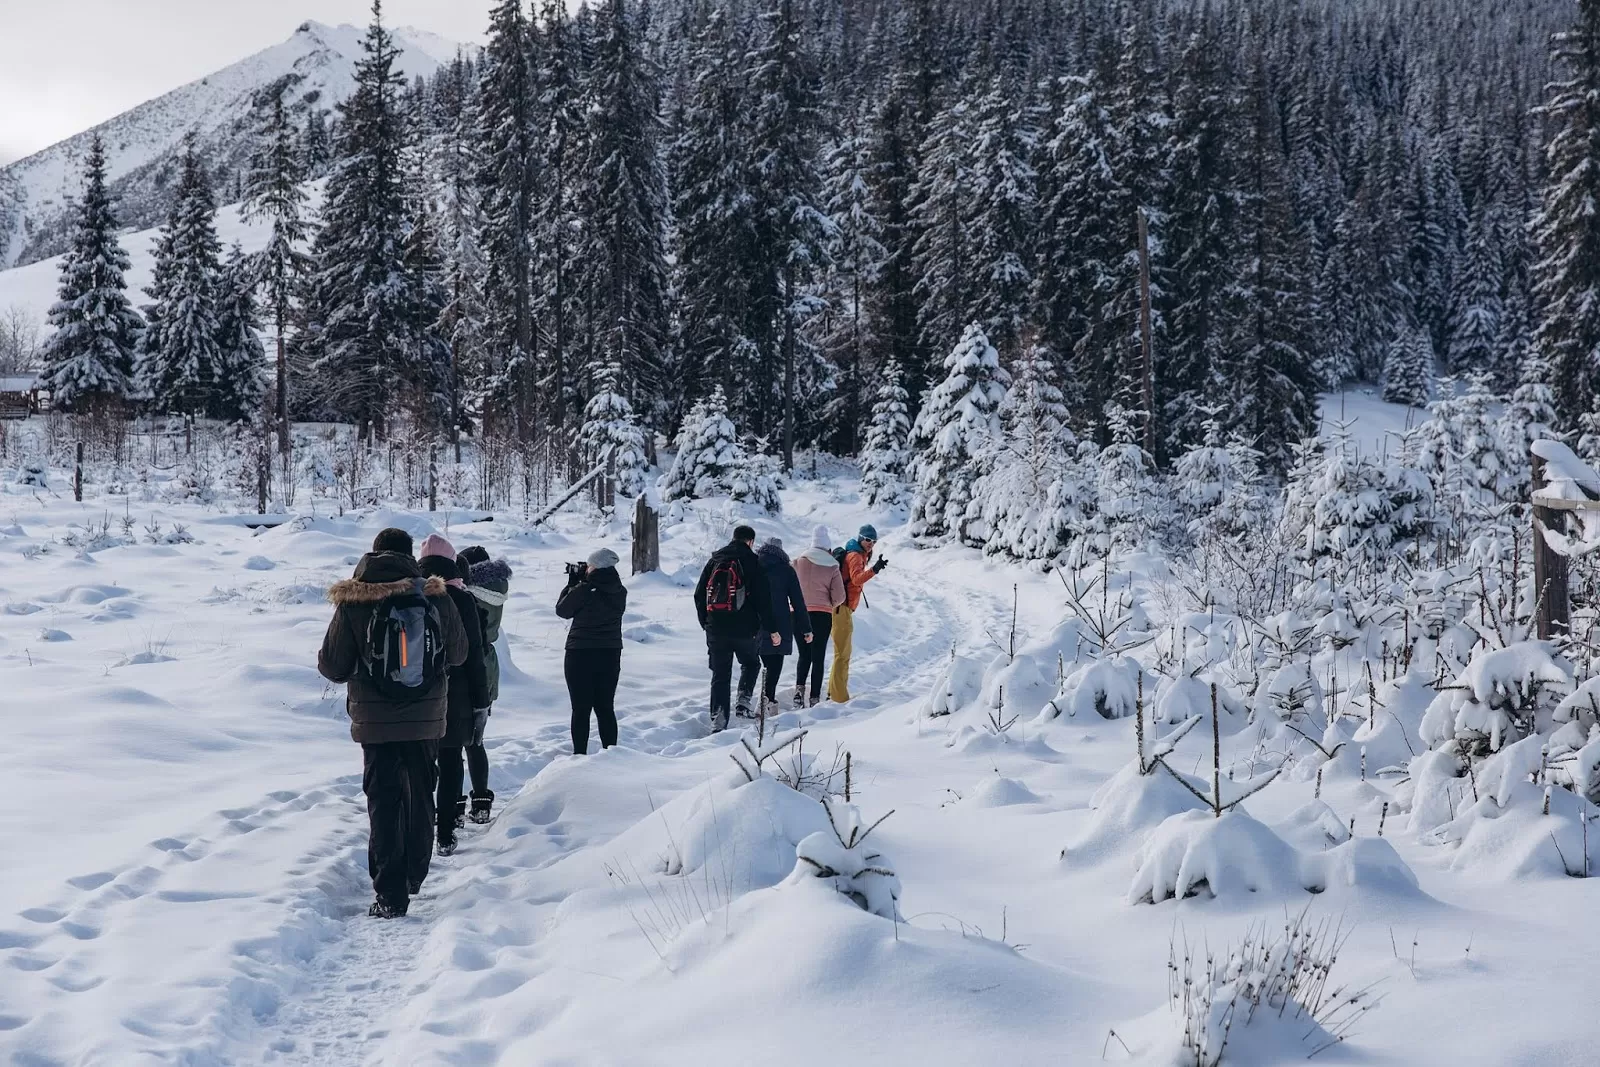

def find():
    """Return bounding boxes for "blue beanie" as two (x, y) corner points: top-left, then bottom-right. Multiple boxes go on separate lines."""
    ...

(858, 524), (879, 541)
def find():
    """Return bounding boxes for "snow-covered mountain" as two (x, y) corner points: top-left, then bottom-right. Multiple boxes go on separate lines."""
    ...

(0, 20), (465, 270)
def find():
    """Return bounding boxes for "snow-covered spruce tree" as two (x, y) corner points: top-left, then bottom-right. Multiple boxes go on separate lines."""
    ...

(1534, 0), (1600, 429)
(395, 145), (454, 433)
(1173, 410), (1267, 544)
(474, 0), (537, 434)
(1093, 402), (1162, 551)
(302, 1), (409, 433)
(1279, 427), (1437, 574)
(578, 363), (649, 499)
(729, 441), (784, 515)
(908, 323), (1010, 543)
(240, 84), (310, 451)
(1032, 75), (1129, 435)
(1500, 345), (1559, 483)
(429, 51), (484, 446)
(41, 133), (141, 412)
(532, 0), (587, 440)
(1382, 323), (1433, 408)
(816, 114), (887, 453)
(136, 137), (227, 418)
(910, 91), (977, 365)
(1447, 201), (1505, 377)
(966, 78), (1036, 360)
(745, 0), (832, 466)
(586, 0), (673, 436)
(213, 243), (268, 422)
(1417, 373), (1518, 507)
(976, 341), (1085, 564)
(660, 387), (743, 502)
(859, 360), (911, 509)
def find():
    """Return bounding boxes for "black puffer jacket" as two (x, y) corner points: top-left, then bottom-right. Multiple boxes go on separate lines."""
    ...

(556, 566), (628, 650)
(317, 552), (468, 744)
(419, 556), (493, 745)
(693, 540), (777, 640)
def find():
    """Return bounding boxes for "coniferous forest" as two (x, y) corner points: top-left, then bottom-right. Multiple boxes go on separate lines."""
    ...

(35, 0), (1600, 486)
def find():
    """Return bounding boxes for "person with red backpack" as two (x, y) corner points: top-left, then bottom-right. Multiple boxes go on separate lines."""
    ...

(319, 528), (468, 919)
(693, 524), (781, 732)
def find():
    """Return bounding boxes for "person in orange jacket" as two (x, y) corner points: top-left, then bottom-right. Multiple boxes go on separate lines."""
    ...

(827, 524), (887, 703)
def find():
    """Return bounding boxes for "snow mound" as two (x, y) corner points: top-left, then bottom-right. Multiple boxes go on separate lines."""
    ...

(1301, 837), (1420, 895)
(1437, 778), (1599, 880)
(921, 652), (989, 718)
(789, 800), (902, 921)
(1128, 810), (1300, 904)
(243, 555), (276, 571)
(1039, 655), (1144, 721)
(35, 628), (70, 642)
(962, 775), (1043, 808)
(1067, 760), (1207, 864)
(1274, 800), (1353, 852)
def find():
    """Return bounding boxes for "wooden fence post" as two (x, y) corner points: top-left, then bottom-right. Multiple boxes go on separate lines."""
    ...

(1532, 448), (1571, 639)
(632, 495), (660, 575)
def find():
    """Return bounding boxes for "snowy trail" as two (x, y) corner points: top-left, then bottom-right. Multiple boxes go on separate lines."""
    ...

(220, 532), (1003, 1065)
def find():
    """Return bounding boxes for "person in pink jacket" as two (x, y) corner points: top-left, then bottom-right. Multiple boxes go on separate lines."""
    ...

(792, 524), (846, 707)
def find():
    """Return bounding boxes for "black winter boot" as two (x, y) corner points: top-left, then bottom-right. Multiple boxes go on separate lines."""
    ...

(454, 795), (468, 829)
(469, 790), (494, 825)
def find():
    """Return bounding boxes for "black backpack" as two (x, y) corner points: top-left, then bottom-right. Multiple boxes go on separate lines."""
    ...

(361, 578), (447, 699)
(704, 556), (747, 614)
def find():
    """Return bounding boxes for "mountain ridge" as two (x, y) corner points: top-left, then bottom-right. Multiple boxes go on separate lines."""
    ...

(0, 19), (467, 271)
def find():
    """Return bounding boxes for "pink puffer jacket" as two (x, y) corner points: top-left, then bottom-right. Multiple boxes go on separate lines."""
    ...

(793, 548), (846, 613)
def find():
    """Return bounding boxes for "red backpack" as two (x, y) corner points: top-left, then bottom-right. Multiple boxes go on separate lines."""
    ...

(704, 557), (747, 613)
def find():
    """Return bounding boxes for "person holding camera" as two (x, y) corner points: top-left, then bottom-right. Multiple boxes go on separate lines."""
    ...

(556, 548), (628, 754)
(827, 524), (888, 704)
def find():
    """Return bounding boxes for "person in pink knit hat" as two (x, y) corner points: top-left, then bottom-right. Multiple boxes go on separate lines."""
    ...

(417, 534), (492, 856)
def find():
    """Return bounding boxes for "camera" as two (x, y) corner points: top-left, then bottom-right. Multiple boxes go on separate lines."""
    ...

(564, 561), (589, 579)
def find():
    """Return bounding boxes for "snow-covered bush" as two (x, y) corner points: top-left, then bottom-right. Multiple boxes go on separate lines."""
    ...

(860, 361), (911, 508)
(1039, 656), (1145, 721)
(1129, 810), (1300, 903)
(1419, 641), (1573, 755)
(789, 797), (902, 921)
(908, 322), (1009, 543)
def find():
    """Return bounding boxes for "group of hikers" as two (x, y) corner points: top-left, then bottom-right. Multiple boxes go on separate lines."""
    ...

(318, 520), (886, 919)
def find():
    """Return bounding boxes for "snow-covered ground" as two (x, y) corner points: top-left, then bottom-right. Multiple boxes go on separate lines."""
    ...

(0, 459), (1597, 1066)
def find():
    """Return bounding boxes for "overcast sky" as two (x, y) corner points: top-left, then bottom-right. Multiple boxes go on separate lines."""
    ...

(0, 1), (496, 166)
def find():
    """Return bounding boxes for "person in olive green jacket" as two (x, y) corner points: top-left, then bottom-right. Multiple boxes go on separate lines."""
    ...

(458, 546), (512, 824)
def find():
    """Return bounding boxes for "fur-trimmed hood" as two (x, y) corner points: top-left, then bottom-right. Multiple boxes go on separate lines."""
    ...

(328, 574), (447, 605)
(327, 551), (446, 605)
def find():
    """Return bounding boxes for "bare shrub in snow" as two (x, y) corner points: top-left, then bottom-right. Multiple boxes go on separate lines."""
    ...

(790, 797), (902, 920)
(1166, 908), (1379, 1065)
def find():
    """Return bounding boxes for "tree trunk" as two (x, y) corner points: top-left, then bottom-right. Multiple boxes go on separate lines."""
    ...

(275, 307), (289, 456)
(783, 263), (796, 470)
(632, 494), (660, 575)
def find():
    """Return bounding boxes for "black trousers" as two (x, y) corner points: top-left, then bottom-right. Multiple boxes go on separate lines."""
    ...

(708, 635), (760, 720)
(795, 610), (833, 699)
(437, 744), (464, 834)
(465, 743), (489, 798)
(761, 654), (786, 701)
(566, 647), (622, 754)
(362, 739), (438, 907)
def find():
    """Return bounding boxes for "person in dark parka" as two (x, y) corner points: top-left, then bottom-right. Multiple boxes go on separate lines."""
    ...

(458, 546), (512, 824)
(693, 525), (781, 732)
(556, 547), (629, 754)
(754, 537), (812, 713)
(418, 535), (491, 856)
(318, 527), (467, 919)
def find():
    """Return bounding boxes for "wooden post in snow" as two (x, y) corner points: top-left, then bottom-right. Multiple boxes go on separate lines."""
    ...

(1137, 208), (1156, 458)
(1531, 448), (1571, 640)
(74, 441), (83, 502)
(632, 494), (660, 575)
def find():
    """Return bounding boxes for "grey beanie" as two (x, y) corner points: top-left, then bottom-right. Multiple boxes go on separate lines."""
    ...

(588, 547), (621, 569)
(763, 536), (783, 549)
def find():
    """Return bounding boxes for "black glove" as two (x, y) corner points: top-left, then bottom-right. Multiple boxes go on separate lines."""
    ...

(872, 556), (888, 574)
(470, 707), (491, 746)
